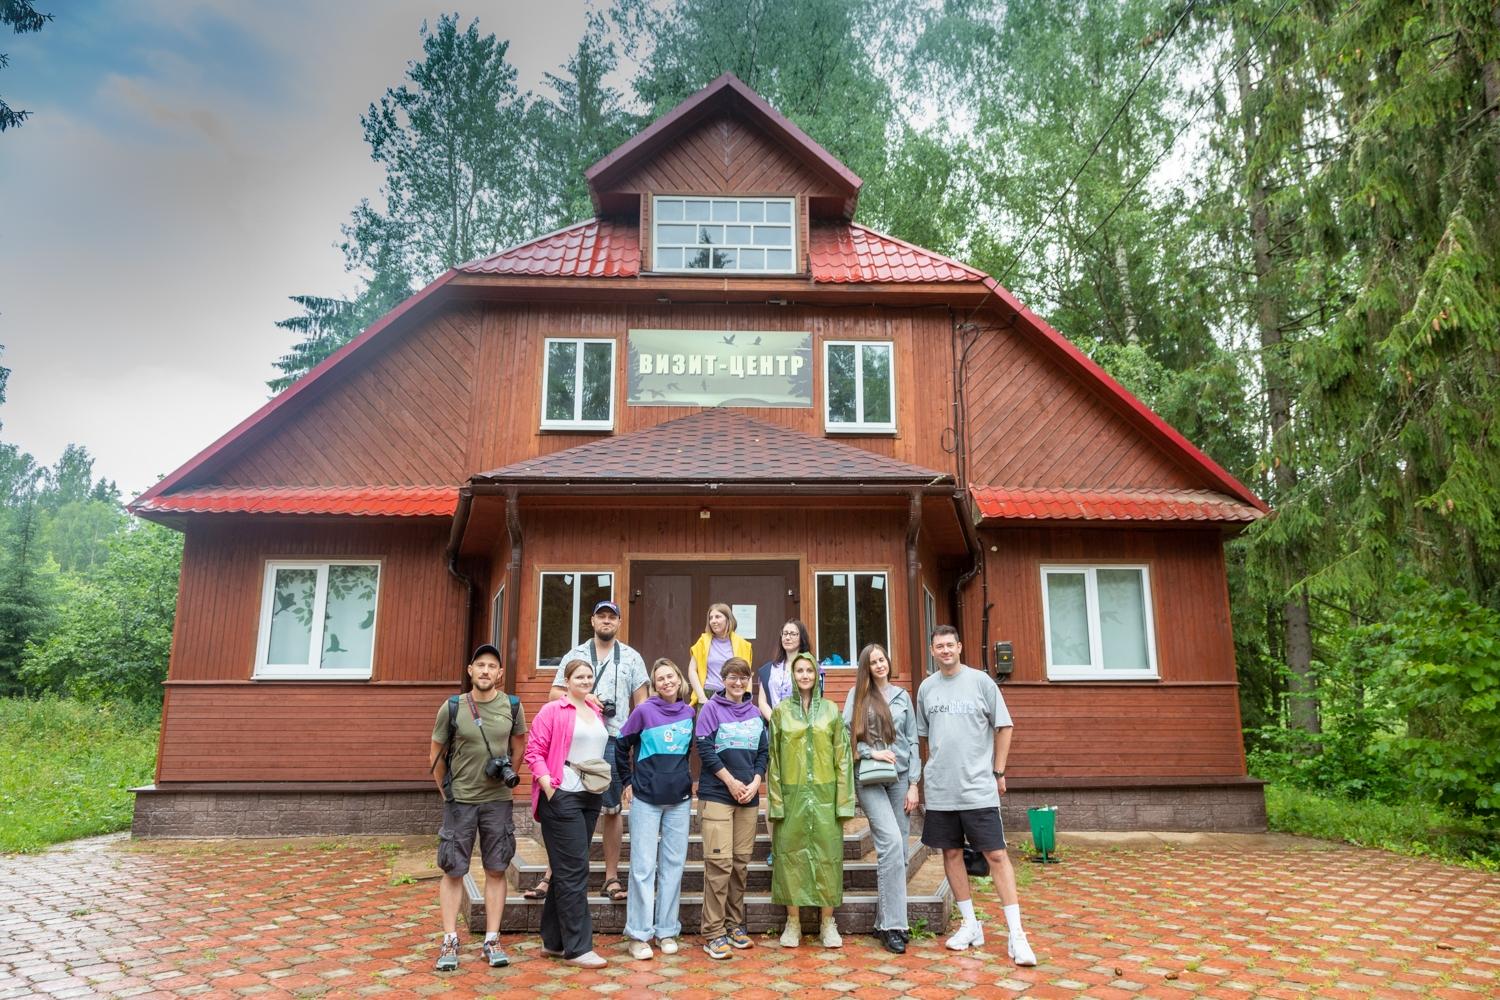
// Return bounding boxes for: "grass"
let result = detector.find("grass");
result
[1266,783,1500,870]
[0,695,160,853]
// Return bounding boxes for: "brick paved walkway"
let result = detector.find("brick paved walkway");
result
[1,833,1496,998]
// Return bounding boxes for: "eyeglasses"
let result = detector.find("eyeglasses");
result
[781,630,800,637]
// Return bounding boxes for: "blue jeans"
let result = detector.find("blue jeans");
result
[624,797,690,941]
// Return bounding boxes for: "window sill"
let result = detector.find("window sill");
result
[252,670,373,682]
[1045,671,1160,682]
[824,424,897,436]
[539,423,614,434]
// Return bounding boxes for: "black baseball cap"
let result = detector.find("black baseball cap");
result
[592,600,621,616]
[470,643,503,663]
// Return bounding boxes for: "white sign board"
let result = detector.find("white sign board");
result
[732,604,758,640]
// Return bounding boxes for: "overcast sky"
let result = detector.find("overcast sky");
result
[1,1,599,498]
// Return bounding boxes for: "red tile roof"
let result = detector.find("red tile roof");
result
[459,219,641,278]
[476,408,951,486]
[459,219,983,285]
[971,487,1263,524]
[135,486,456,517]
[809,223,986,284]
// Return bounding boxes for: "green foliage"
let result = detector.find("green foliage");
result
[1266,784,1499,870]
[0,696,159,852]
[0,0,52,133]
[22,521,182,704]
[0,481,55,694]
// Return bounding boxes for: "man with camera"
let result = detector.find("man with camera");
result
[547,599,648,904]
[430,643,527,971]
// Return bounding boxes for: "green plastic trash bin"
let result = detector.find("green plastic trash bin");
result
[1027,806,1059,863]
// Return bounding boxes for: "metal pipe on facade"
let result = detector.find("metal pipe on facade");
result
[904,488,924,699]
[503,488,524,697]
[444,487,477,688]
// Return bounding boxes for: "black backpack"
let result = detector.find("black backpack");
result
[441,693,522,797]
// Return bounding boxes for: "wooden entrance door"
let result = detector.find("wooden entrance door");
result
[628,560,800,671]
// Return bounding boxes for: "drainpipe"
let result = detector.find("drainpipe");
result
[504,488,523,697]
[905,488,924,698]
[445,487,476,688]
[950,312,991,672]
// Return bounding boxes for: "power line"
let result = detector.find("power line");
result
[1075,0,1300,255]
[995,0,1199,287]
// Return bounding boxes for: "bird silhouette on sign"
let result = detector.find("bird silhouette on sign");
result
[721,334,736,345]
[752,336,762,345]
[325,634,349,654]
[648,389,665,398]
[666,382,682,391]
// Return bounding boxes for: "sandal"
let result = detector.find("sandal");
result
[523,875,549,900]
[601,876,627,901]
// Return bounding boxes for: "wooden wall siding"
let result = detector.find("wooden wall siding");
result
[167,520,465,684]
[964,322,1204,490]
[979,527,1236,685]
[506,505,912,715]
[158,684,449,782]
[609,114,842,200]
[474,302,960,477]
[999,684,1246,778]
[204,304,482,489]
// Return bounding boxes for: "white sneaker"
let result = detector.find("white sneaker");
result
[779,922,801,948]
[657,937,679,955]
[820,919,843,949]
[945,920,984,951]
[1007,930,1036,966]
[628,939,654,961]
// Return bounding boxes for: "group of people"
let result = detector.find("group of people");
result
[428,599,1035,972]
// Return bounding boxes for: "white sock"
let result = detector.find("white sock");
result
[956,898,976,924]
[484,932,499,943]
[1003,903,1023,935]
[443,932,459,944]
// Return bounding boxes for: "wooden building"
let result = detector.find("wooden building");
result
[130,74,1268,836]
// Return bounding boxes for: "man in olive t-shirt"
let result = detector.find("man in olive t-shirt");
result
[428,644,527,971]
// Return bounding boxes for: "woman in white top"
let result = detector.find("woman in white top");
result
[524,658,610,967]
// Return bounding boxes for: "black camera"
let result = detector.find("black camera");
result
[600,700,617,718]
[484,755,520,788]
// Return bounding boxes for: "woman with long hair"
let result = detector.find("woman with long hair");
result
[687,603,753,706]
[843,643,921,953]
[523,657,610,968]
[768,652,854,949]
[615,658,696,960]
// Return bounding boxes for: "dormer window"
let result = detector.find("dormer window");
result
[653,196,796,274]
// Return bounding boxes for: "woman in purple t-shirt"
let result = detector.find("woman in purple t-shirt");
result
[687,603,753,706]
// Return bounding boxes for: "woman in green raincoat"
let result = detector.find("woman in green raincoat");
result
[768,652,855,948]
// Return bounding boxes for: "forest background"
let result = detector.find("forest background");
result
[2,0,1497,861]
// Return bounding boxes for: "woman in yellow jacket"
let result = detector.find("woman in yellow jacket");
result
[687,603,754,706]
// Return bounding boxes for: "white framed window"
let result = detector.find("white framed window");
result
[1040,565,1158,680]
[254,560,381,680]
[924,586,938,675]
[491,584,506,651]
[541,338,615,430]
[652,196,796,274]
[536,570,614,669]
[824,341,895,433]
[814,571,889,668]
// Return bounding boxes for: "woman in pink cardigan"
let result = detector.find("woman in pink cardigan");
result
[524,657,610,968]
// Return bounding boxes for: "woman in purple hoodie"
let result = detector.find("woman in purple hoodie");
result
[615,658,696,960]
[693,657,768,960]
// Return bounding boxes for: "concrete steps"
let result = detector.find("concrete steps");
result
[466,807,954,935]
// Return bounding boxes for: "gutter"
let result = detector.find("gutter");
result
[444,487,476,688]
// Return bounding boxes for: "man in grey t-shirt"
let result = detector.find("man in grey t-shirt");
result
[914,625,1036,966]
[545,599,647,904]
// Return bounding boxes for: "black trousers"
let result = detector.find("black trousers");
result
[537,788,603,958]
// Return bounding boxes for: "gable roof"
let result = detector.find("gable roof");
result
[474,408,949,487]
[585,72,862,216]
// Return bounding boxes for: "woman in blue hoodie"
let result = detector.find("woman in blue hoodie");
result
[616,658,696,961]
[694,657,768,960]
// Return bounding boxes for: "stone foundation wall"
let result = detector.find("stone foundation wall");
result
[133,780,1264,838]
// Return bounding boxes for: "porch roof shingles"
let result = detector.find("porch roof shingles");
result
[474,409,951,486]
[134,485,457,517]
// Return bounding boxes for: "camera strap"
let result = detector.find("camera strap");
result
[590,639,624,719]
[465,692,499,760]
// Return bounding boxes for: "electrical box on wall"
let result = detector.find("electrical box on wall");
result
[993,641,1014,682]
